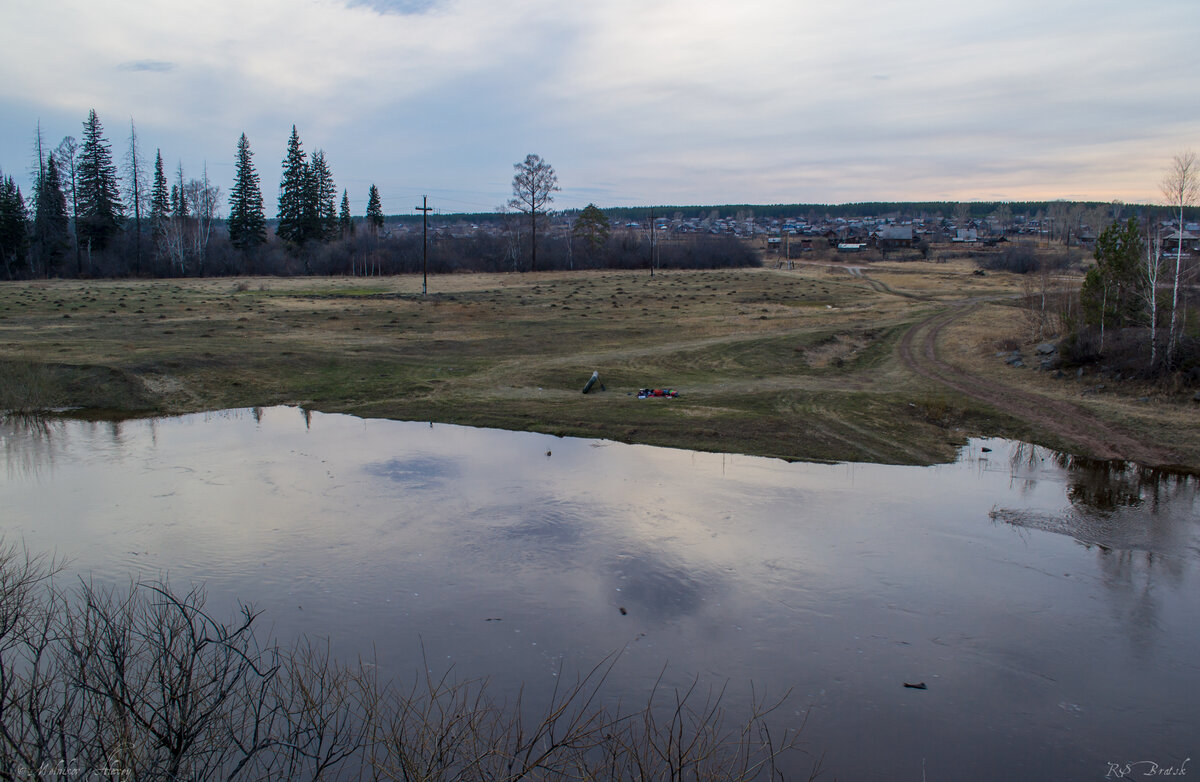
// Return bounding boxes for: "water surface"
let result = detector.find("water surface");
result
[2,407,1197,780]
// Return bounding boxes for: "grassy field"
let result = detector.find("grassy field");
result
[2,260,1197,468]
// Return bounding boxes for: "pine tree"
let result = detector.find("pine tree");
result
[32,153,70,274]
[338,189,354,238]
[277,126,308,245]
[366,184,384,233]
[150,149,169,241]
[0,173,30,279]
[1081,217,1142,332]
[572,203,610,253]
[228,133,266,251]
[77,109,123,251]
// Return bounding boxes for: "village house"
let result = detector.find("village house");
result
[869,225,915,250]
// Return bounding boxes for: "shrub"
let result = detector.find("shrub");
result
[0,540,819,781]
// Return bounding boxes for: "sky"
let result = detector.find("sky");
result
[1,0,1197,216]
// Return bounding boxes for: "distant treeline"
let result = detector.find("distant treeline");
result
[392,201,1194,225]
[45,228,757,278]
[235,231,759,277]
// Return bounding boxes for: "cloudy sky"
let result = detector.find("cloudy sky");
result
[1,0,1196,215]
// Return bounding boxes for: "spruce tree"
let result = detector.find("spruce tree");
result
[228,133,266,251]
[338,189,354,238]
[32,153,70,275]
[170,183,186,219]
[308,150,337,242]
[366,184,384,233]
[150,150,169,241]
[276,126,308,245]
[0,173,29,279]
[77,109,123,251]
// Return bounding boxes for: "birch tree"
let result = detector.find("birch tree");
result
[184,165,219,276]
[1160,150,1198,366]
[1139,226,1165,370]
[159,162,192,275]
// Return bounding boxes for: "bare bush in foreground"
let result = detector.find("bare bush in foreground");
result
[0,541,820,781]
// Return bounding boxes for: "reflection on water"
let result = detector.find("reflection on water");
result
[608,550,719,621]
[2,413,63,480]
[366,455,461,489]
[991,443,1197,554]
[1,409,1198,782]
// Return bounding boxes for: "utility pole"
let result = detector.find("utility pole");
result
[415,195,432,295]
[649,209,656,278]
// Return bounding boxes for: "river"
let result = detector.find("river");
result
[1,406,1196,780]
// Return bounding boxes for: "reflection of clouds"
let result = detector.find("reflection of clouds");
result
[365,455,460,489]
[482,499,595,553]
[463,496,723,623]
[608,551,720,621]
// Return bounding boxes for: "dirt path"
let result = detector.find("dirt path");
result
[897,302,1181,467]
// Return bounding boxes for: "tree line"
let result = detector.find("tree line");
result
[0,112,390,280]
[0,114,762,280]
[1057,153,1198,378]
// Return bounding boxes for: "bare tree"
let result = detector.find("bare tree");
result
[498,205,525,272]
[507,154,559,272]
[159,163,190,275]
[993,204,1012,236]
[181,166,220,277]
[1160,150,1198,366]
[124,119,148,275]
[54,136,82,275]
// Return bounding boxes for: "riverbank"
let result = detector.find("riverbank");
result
[2,264,1197,470]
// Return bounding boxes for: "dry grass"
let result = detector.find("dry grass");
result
[1,263,1195,467]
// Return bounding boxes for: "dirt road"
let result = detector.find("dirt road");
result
[897,302,1181,467]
